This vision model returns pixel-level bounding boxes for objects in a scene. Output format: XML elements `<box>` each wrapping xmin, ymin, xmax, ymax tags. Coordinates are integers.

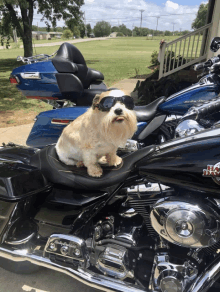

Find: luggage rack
<box><xmin>17</xmin><ymin>51</ymin><xmax>57</xmax><ymax>64</ymax></box>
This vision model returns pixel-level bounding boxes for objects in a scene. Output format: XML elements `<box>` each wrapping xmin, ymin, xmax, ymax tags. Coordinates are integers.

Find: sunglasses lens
<box><xmin>100</xmin><ymin>97</ymin><xmax>115</xmax><ymax>110</ymax></box>
<box><xmin>122</xmin><ymin>96</ymin><xmax>135</xmax><ymax>110</ymax></box>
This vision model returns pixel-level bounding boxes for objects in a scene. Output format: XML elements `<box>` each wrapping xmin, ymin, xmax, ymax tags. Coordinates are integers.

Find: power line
<box><xmin>86</xmin><ymin>12</ymin><xmax>196</xmax><ymax>22</ymax></box>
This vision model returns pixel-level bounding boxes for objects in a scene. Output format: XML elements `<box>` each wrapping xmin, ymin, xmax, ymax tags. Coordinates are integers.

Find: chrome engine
<box><xmin>44</xmin><ymin>234</ymin><xmax>86</xmax><ymax>263</ymax></box>
<box><xmin>175</xmin><ymin>119</ymin><xmax>205</xmax><ymax>138</ymax></box>
<box><xmin>151</xmin><ymin>253</ymin><xmax>198</xmax><ymax>292</ymax></box>
<box><xmin>96</xmin><ymin>245</ymin><xmax>133</xmax><ymax>280</ymax></box>
<box><xmin>150</xmin><ymin>197</ymin><xmax>220</xmax><ymax>248</ymax></box>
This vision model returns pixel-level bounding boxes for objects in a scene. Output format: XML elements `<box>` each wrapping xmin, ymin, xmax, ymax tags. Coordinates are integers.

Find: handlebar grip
<box><xmin>192</xmin><ymin>99</ymin><xmax>220</xmax><ymax>120</ymax></box>
<box><xmin>194</xmin><ymin>63</ymin><xmax>206</xmax><ymax>71</ymax></box>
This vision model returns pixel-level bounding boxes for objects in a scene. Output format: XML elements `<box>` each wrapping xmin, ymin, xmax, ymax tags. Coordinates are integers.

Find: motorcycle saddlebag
<box><xmin>0</xmin><ymin>161</ymin><xmax>50</xmax><ymax>201</ymax></box>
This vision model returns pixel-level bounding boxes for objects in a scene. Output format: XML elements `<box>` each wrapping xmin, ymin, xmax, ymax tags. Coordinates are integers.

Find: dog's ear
<box><xmin>92</xmin><ymin>94</ymin><xmax>101</xmax><ymax>109</ymax></box>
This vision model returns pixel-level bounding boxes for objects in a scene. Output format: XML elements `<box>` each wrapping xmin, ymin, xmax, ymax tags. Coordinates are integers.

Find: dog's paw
<box><xmin>87</xmin><ymin>165</ymin><xmax>103</xmax><ymax>177</ymax></box>
<box><xmin>99</xmin><ymin>156</ymin><xmax>108</xmax><ymax>165</ymax></box>
<box><xmin>76</xmin><ymin>161</ymin><xmax>84</xmax><ymax>168</ymax></box>
<box><xmin>106</xmin><ymin>154</ymin><xmax>122</xmax><ymax>167</ymax></box>
<box><xmin>114</xmin><ymin>155</ymin><xmax>122</xmax><ymax>167</ymax></box>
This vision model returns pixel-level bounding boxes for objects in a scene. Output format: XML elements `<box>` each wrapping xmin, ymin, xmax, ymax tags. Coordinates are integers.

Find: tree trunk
<box><xmin>22</xmin><ymin>27</ymin><xmax>33</xmax><ymax>57</ymax></box>
<box><xmin>19</xmin><ymin>0</ymin><xmax>34</xmax><ymax>57</ymax></box>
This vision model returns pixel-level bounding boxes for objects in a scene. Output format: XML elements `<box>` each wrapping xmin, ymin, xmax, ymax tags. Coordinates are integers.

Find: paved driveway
<box><xmin>0</xmin><ymin>266</ymin><xmax>96</xmax><ymax>292</ymax></box>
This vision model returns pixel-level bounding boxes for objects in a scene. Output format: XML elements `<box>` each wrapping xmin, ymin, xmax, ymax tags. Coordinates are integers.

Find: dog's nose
<box><xmin>114</xmin><ymin>108</ymin><xmax>123</xmax><ymax>115</ymax></box>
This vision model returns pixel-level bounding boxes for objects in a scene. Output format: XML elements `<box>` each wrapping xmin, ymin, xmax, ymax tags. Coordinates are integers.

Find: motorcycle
<box><xmin>1</xmin><ymin>98</ymin><xmax>220</xmax><ymax>292</ymax></box>
<box><xmin>10</xmin><ymin>37</ymin><xmax>220</xmax><ymax>148</ymax></box>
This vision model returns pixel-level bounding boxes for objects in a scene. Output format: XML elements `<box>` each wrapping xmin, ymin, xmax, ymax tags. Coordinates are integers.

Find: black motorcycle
<box><xmin>1</xmin><ymin>98</ymin><xmax>220</xmax><ymax>292</ymax></box>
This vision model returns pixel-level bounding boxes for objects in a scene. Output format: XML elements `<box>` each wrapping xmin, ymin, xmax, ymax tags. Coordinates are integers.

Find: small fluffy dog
<box><xmin>56</xmin><ymin>90</ymin><xmax>137</xmax><ymax>177</ymax></box>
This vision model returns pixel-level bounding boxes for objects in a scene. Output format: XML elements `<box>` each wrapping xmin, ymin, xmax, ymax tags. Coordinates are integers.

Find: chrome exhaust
<box><xmin>187</xmin><ymin>254</ymin><xmax>220</xmax><ymax>292</ymax></box>
<box><xmin>0</xmin><ymin>245</ymin><xmax>145</xmax><ymax>292</ymax></box>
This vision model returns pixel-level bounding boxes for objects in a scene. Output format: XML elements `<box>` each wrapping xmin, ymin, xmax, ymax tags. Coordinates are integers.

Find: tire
<box><xmin>0</xmin><ymin>257</ymin><xmax>42</xmax><ymax>274</ymax></box>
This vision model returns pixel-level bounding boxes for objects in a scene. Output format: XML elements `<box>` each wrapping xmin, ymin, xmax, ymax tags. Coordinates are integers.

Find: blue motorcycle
<box><xmin>10</xmin><ymin>38</ymin><xmax>220</xmax><ymax>148</ymax></box>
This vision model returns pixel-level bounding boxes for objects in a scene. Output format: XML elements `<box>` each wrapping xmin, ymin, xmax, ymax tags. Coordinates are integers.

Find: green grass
<box><xmin>0</xmin><ymin>36</ymin><xmax>179</xmax><ymax>125</ymax></box>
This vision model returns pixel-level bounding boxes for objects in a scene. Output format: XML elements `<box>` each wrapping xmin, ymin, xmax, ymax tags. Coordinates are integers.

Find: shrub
<box><xmin>116</xmin><ymin>32</ymin><xmax>124</xmax><ymax>37</ymax></box>
<box><xmin>151</xmin><ymin>50</ymin><xmax>160</xmax><ymax>65</ymax></box>
<box><xmin>62</xmin><ymin>29</ymin><xmax>72</xmax><ymax>39</ymax></box>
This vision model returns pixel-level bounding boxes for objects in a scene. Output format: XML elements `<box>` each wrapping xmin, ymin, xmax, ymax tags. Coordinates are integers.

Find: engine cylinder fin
<box><xmin>128</xmin><ymin>197</ymin><xmax>158</xmax><ymax>238</ymax></box>
<box><xmin>202</xmin><ymin>239</ymin><xmax>220</xmax><ymax>256</ymax></box>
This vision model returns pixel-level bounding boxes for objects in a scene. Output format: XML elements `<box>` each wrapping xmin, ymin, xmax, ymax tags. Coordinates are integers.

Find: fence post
<box><xmin>158</xmin><ymin>41</ymin><xmax>166</xmax><ymax>80</ymax></box>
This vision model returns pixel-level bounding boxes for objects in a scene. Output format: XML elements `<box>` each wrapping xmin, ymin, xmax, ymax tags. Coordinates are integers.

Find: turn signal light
<box><xmin>9</xmin><ymin>76</ymin><xmax>19</xmax><ymax>84</ymax></box>
<box><xmin>51</xmin><ymin>119</ymin><xmax>72</xmax><ymax>125</ymax></box>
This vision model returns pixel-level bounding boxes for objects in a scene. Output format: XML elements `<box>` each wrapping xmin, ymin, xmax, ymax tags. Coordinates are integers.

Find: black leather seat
<box><xmin>134</xmin><ymin>96</ymin><xmax>166</xmax><ymax>122</ymax></box>
<box><xmin>52</xmin><ymin>43</ymin><xmax>104</xmax><ymax>89</ymax></box>
<box><xmin>30</xmin><ymin>145</ymin><xmax>155</xmax><ymax>190</ymax></box>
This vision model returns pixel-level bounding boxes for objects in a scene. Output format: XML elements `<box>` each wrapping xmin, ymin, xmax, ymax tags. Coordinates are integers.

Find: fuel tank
<box><xmin>159</xmin><ymin>74</ymin><xmax>220</xmax><ymax>115</ymax></box>
<box><xmin>136</xmin><ymin>126</ymin><xmax>220</xmax><ymax>194</ymax></box>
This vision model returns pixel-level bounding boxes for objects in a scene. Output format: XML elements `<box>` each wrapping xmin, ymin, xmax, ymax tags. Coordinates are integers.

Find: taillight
<box><xmin>9</xmin><ymin>76</ymin><xmax>19</xmax><ymax>84</ymax></box>
<box><xmin>51</xmin><ymin>119</ymin><xmax>72</xmax><ymax>125</ymax></box>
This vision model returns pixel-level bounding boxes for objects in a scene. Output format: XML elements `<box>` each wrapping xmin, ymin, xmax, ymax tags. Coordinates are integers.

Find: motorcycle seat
<box><xmin>52</xmin><ymin>43</ymin><xmax>104</xmax><ymax>89</ymax></box>
<box><xmin>134</xmin><ymin>96</ymin><xmax>166</xmax><ymax>122</ymax></box>
<box><xmin>30</xmin><ymin>145</ymin><xmax>155</xmax><ymax>190</ymax></box>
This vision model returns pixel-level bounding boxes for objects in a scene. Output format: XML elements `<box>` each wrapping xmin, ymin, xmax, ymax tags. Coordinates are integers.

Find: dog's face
<box><xmin>92</xmin><ymin>90</ymin><xmax>137</xmax><ymax>146</ymax></box>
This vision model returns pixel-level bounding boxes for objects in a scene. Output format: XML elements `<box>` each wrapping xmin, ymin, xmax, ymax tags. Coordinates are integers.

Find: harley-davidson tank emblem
<box><xmin>203</xmin><ymin>163</ymin><xmax>220</xmax><ymax>185</ymax></box>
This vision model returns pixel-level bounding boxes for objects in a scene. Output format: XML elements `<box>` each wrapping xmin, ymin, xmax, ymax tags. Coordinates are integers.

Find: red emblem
<box><xmin>203</xmin><ymin>163</ymin><xmax>220</xmax><ymax>185</ymax></box>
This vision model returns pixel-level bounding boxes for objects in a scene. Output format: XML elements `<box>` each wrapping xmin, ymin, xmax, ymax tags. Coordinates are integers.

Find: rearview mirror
<box><xmin>210</xmin><ymin>37</ymin><xmax>220</xmax><ymax>52</ymax></box>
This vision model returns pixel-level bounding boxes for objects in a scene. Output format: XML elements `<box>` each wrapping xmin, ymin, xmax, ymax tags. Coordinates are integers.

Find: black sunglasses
<box><xmin>96</xmin><ymin>95</ymin><xmax>135</xmax><ymax>111</ymax></box>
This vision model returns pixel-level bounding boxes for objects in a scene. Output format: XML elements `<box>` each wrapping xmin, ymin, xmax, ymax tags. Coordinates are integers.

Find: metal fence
<box><xmin>159</xmin><ymin>23</ymin><xmax>213</xmax><ymax>79</ymax></box>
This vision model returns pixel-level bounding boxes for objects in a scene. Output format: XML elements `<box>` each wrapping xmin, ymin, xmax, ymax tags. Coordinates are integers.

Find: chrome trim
<box><xmin>118</xmin><ymin>139</ymin><xmax>139</xmax><ymax>152</ymax></box>
<box><xmin>20</xmin><ymin>72</ymin><xmax>41</xmax><ymax>79</ymax></box>
<box><xmin>5</xmin><ymin>232</ymin><xmax>36</xmax><ymax>246</ymax></box>
<box><xmin>187</xmin><ymin>254</ymin><xmax>220</xmax><ymax>292</ymax></box>
<box><xmin>150</xmin><ymin>197</ymin><xmax>220</xmax><ymax>248</ymax></box>
<box><xmin>97</xmin><ymin>246</ymin><xmax>133</xmax><ymax>280</ymax></box>
<box><xmin>175</xmin><ymin>120</ymin><xmax>204</xmax><ymax>138</ymax></box>
<box><xmin>0</xmin><ymin>245</ymin><xmax>146</xmax><ymax>292</ymax></box>
<box><xmin>17</xmin><ymin>52</ymin><xmax>57</xmax><ymax>64</ymax></box>
<box><xmin>44</xmin><ymin>234</ymin><xmax>85</xmax><ymax>262</ymax></box>
<box><xmin>158</xmin><ymin>127</ymin><xmax>220</xmax><ymax>151</ymax></box>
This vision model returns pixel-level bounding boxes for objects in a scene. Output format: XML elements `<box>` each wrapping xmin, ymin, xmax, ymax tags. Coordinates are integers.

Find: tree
<box><xmin>78</xmin><ymin>21</ymin><xmax>85</xmax><ymax>38</ymax></box>
<box><xmin>0</xmin><ymin>0</ymin><xmax>84</xmax><ymax>57</ymax></box>
<box><xmin>62</xmin><ymin>29</ymin><xmax>72</xmax><ymax>39</ymax></box>
<box><xmin>86</xmin><ymin>23</ymin><xmax>92</xmax><ymax>36</ymax></box>
<box><xmin>111</xmin><ymin>26</ymin><xmax>119</xmax><ymax>33</ymax></box>
<box><xmin>164</xmin><ymin>30</ymin><xmax>172</xmax><ymax>36</ymax></box>
<box><xmin>32</xmin><ymin>25</ymin><xmax>38</xmax><ymax>31</ymax></box>
<box><xmin>93</xmin><ymin>21</ymin><xmax>111</xmax><ymax>37</ymax></box>
<box><xmin>73</xmin><ymin>26</ymin><xmax>80</xmax><ymax>38</ymax></box>
<box><xmin>192</xmin><ymin>3</ymin><xmax>208</xmax><ymax>30</ymax></box>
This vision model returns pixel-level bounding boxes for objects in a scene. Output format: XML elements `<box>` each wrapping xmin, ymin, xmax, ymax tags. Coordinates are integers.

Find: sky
<box><xmin>33</xmin><ymin>0</ymin><xmax>208</xmax><ymax>32</ymax></box>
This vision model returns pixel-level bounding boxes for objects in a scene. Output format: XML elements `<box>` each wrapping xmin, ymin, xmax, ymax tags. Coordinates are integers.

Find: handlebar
<box><xmin>182</xmin><ymin>98</ymin><xmax>220</xmax><ymax>122</ymax></box>
<box><xmin>194</xmin><ymin>56</ymin><xmax>220</xmax><ymax>71</ymax></box>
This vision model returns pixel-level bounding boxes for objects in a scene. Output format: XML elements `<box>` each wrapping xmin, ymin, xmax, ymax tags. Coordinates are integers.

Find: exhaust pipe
<box><xmin>0</xmin><ymin>245</ymin><xmax>145</xmax><ymax>292</ymax></box>
<box><xmin>187</xmin><ymin>254</ymin><xmax>220</xmax><ymax>292</ymax></box>
<box><xmin>1</xmin><ymin>244</ymin><xmax>220</xmax><ymax>292</ymax></box>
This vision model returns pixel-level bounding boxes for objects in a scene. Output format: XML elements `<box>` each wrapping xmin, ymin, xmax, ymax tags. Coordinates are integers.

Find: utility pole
<box><xmin>132</xmin><ymin>23</ymin><xmax>134</xmax><ymax>37</ymax></box>
<box><xmin>84</xmin><ymin>12</ymin><xmax>87</xmax><ymax>37</ymax></box>
<box><xmin>172</xmin><ymin>22</ymin><xmax>175</xmax><ymax>35</ymax></box>
<box><xmin>139</xmin><ymin>9</ymin><xmax>144</xmax><ymax>36</ymax></box>
<box><xmin>155</xmin><ymin>16</ymin><xmax>160</xmax><ymax>36</ymax></box>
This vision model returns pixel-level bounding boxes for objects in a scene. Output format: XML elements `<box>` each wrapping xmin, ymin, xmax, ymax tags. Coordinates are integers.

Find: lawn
<box><xmin>0</xmin><ymin>36</ymin><xmax>177</xmax><ymax>127</ymax></box>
